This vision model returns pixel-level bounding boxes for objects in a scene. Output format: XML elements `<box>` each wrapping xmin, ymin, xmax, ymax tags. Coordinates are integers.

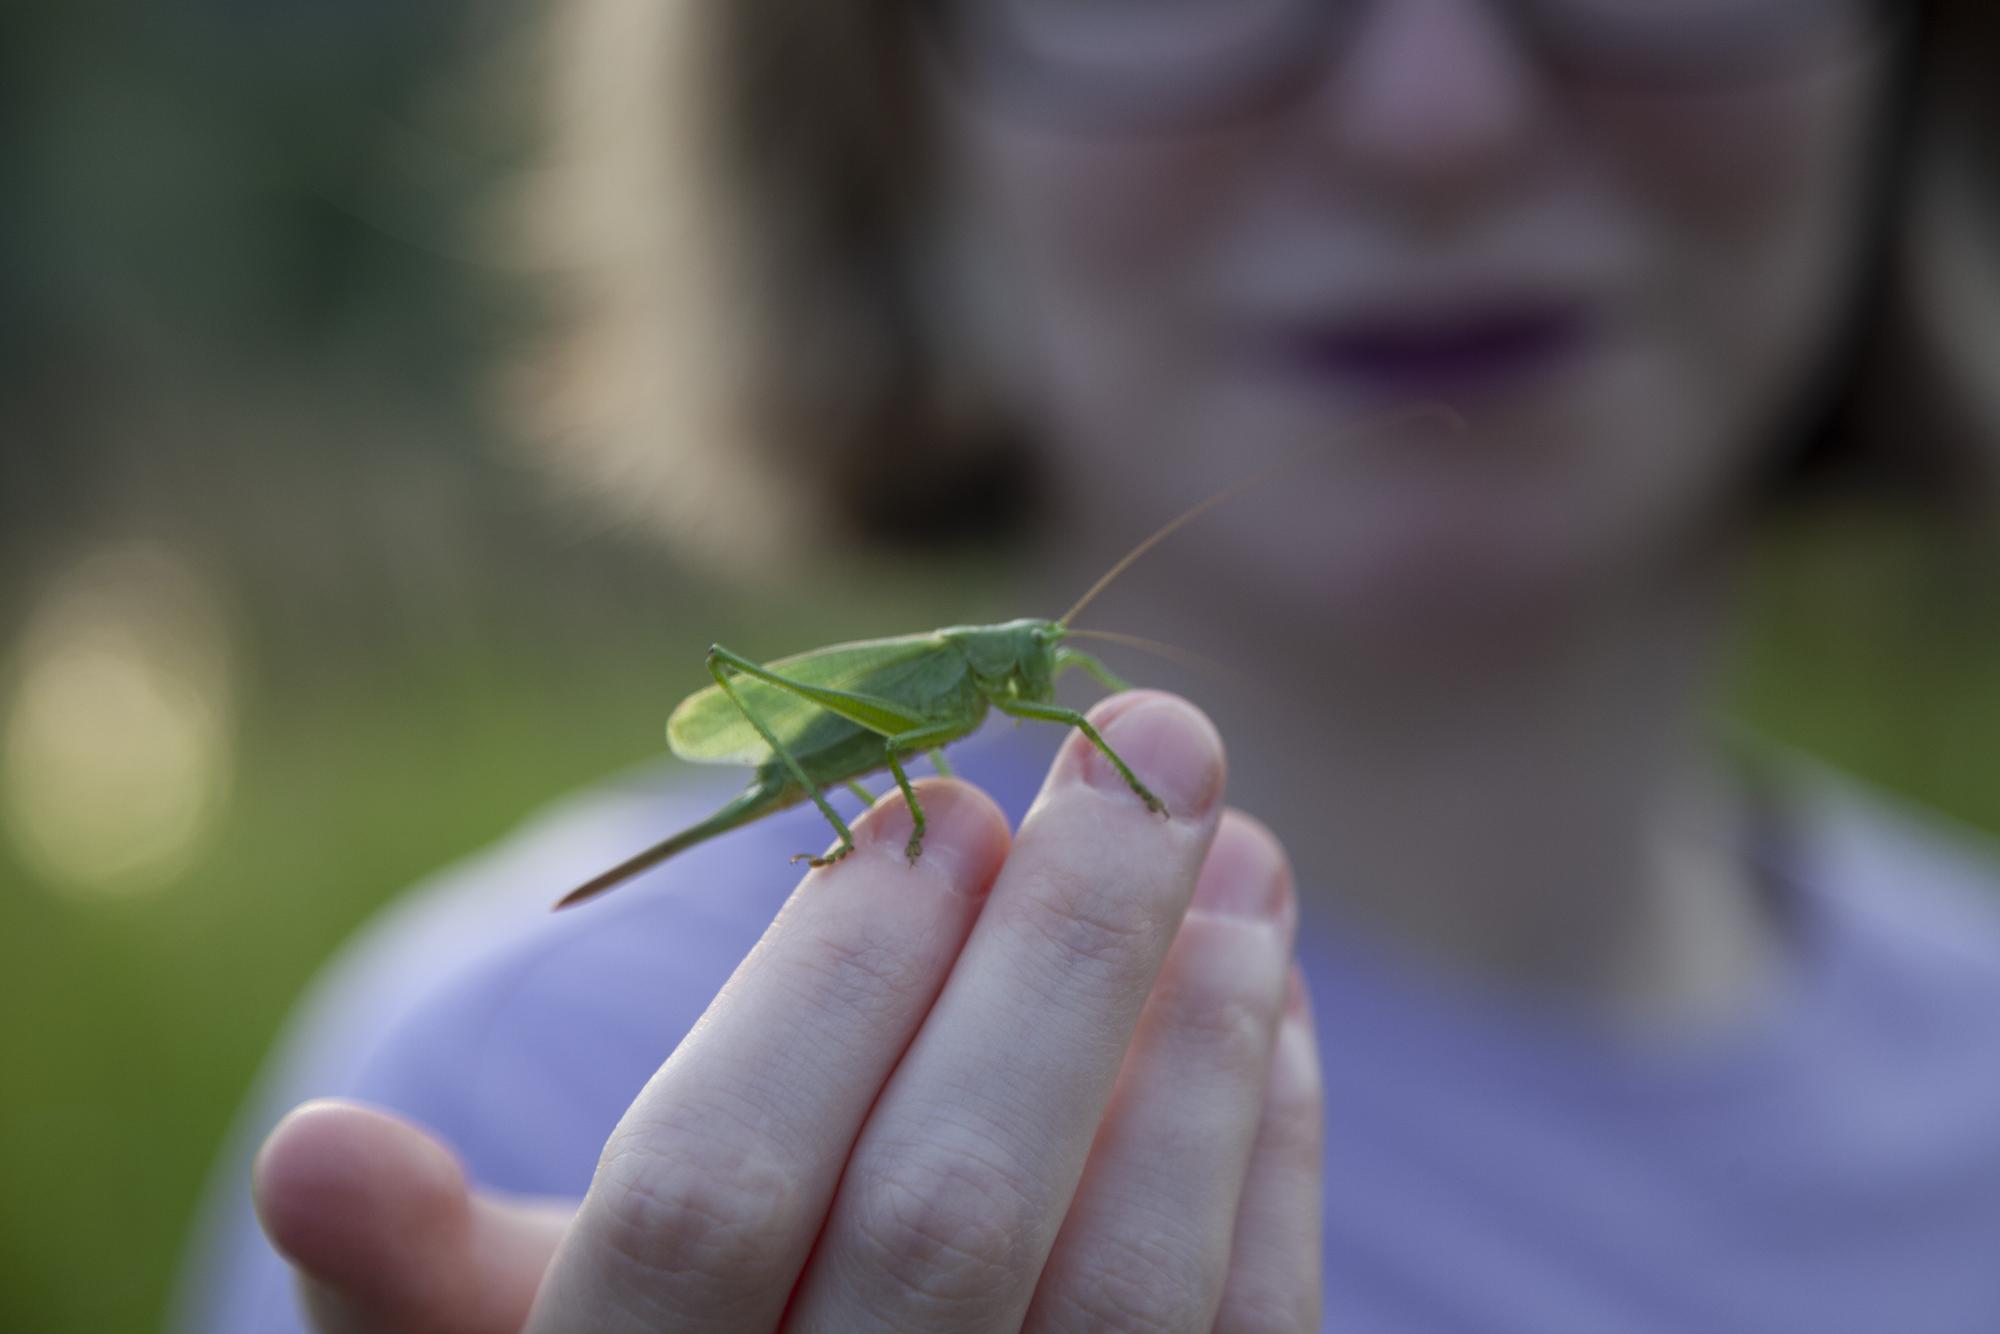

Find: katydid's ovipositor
<box><xmin>554</xmin><ymin>404</ymin><xmax>1462</xmax><ymax>909</ymax></box>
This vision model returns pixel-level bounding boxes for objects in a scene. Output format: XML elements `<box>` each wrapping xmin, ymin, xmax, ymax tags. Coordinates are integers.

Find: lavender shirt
<box><xmin>175</xmin><ymin>725</ymin><xmax>2000</xmax><ymax>1332</ymax></box>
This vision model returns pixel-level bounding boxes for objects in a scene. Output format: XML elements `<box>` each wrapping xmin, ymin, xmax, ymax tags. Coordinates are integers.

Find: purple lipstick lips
<box><xmin>1265</xmin><ymin>301</ymin><xmax>1594</xmax><ymax>396</ymax></box>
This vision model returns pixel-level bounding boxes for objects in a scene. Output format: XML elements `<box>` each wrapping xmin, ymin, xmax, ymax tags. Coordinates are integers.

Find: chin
<box><xmin>1313</xmin><ymin>532</ymin><xmax>1577</xmax><ymax>652</ymax></box>
<box><xmin>1254</xmin><ymin>464</ymin><xmax>1691</xmax><ymax>656</ymax></box>
<box><xmin>1332</xmin><ymin>391</ymin><xmax>1730</xmax><ymax>635</ymax></box>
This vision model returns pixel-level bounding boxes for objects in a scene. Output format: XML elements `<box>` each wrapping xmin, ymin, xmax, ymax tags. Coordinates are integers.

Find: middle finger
<box><xmin>788</xmin><ymin>692</ymin><xmax>1227</xmax><ymax>1331</ymax></box>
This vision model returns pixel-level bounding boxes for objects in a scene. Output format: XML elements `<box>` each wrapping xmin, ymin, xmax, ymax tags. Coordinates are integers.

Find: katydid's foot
<box><xmin>904</xmin><ymin>832</ymin><xmax>924</xmax><ymax>865</ymax></box>
<box><xmin>1135</xmin><ymin>783</ymin><xmax>1168</xmax><ymax>817</ymax></box>
<box><xmin>792</xmin><ymin>844</ymin><xmax>855</xmax><ymax>868</ymax></box>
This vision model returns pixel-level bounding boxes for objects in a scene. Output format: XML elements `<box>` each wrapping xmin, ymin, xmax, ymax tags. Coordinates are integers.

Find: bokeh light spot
<box><xmin>2</xmin><ymin>544</ymin><xmax>236</xmax><ymax>900</ymax></box>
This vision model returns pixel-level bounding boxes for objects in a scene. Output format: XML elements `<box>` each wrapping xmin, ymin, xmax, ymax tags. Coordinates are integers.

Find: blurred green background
<box><xmin>3</xmin><ymin>5</ymin><xmax>1999</xmax><ymax>1332</ymax></box>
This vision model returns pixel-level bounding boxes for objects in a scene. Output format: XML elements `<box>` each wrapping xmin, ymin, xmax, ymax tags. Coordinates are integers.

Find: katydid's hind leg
<box><xmin>707</xmin><ymin>651</ymin><xmax>857</xmax><ymax>866</ymax></box>
<box><xmin>792</xmin><ymin>798</ymin><xmax>862</xmax><ymax>868</ymax></box>
<box><xmin>845</xmin><ymin>780</ymin><xmax>878</xmax><ymax>806</ymax></box>
<box><xmin>928</xmin><ymin>747</ymin><xmax>954</xmax><ymax>778</ymax></box>
<box><xmin>787</xmin><ymin>774</ymin><xmax>860</xmax><ymax>868</ymax></box>
<box><xmin>992</xmin><ymin>697</ymin><xmax>1168</xmax><ymax>817</ymax></box>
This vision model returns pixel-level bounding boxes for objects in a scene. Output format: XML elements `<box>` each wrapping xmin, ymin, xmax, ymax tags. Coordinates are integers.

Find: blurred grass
<box><xmin>0</xmin><ymin>511</ymin><xmax>1995</xmax><ymax>1333</ymax></box>
<box><xmin>1735</xmin><ymin>512</ymin><xmax>2000</xmax><ymax>833</ymax></box>
<box><xmin>0</xmin><ymin>613</ymin><xmax>680</xmax><ymax>1333</ymax></box>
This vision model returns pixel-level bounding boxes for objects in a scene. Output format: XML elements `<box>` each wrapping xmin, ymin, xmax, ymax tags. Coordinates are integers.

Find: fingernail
<box><xmin>1188</xmin><ymin>815</ymin><xmax>1291</xmax><ymax>920</ymax></box>
<box><xmin>1083</xmin><ymin>695</ymin><xmax>1224</xmax><ymax>818</ymax></box>
<box><xmin>858</xmin><ymin>781</ymin><xmax>1006</xmax><ymax>893</ymax></box>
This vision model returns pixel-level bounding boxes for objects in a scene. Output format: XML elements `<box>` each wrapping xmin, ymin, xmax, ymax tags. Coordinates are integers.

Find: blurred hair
<box><xmin>1772</xmin><ymin>0</ymin><xmax>2000</xmax><ymax>508</ymax></box>
<box><xmin>515</xmin><ymin>0</ymin><xmax>2000</xmax><ymax>572</ymax></box>
<box><xmin>1855</xmin><ymin>0</ymin><xmax>2000</xmax><ymax>500</ymax></box>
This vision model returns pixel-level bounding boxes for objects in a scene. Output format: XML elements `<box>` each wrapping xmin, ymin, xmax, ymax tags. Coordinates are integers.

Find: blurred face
<box><xmin>929</xmin><ymin>0</ymin><xmax>1900</xmax><ymax>637</ymax></box>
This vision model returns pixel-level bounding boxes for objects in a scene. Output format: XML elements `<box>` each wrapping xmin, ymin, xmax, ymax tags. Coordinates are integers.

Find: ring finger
<box><xmin>1022</xmin><ymin>811</ymin><xmax>1298</xmax><ymax>1333</ymax></box>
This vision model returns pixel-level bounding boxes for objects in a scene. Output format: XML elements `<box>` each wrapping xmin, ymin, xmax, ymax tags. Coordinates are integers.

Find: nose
<box><xmin>1298</xmin><ymin>0</ymin><xmax>1549</xmax><ymax>213</ymax></box>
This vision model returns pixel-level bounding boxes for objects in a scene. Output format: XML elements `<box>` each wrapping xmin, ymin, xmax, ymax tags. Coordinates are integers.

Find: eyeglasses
<box><xmin>924</xmin><ymin>0</ymin><xmax>1912</xmax><ymax>130</ymax></box>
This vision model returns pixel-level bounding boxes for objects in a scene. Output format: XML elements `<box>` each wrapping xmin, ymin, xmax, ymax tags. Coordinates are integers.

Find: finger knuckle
<box><xmin>1216</xmin><ymin>1283</ymin><xmax>1321</xmax><ymax>1334</ymax></box>
<box><xmin>1261</xmin><ymin>1085</ymin><xmax>1324</xmax><ymax>1166</ymax></box>
<box><xmin>1049</xmin><ymin>1233</ymin><xmax>1223</xmax><ymax>1333</ymax></box>
<box><xmin>1009</xmin><ymin>862</ymin><xmax>1171</xmax><ymax>983</ymax></box>
<box><xmin>1154</xmin><ymin>965</ymin><xmax>1275</xmax><ymax>1083</ymax></box>
<box><xmin>588</xmin><ymin>1132</ymin><xmax>805</xmax><ymax>1293</ymax></box>
<box><xmin>1260</xmin><ymin>1032</ymin><xmax>1326</xmax><ymax>1163</ymax></box>
<box><xmin>779</xmin><ymin>921</ymin><xmax>930</xmax><ymax>1022</ymax></box>
<box><xmin>845</xmin><ymin>1143</ymin><xmax>1040</xmax><ymax>1315</ymax></box>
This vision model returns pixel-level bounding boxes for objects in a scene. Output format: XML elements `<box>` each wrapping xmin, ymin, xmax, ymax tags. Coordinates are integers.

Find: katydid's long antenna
<box><xmin>1062</xmin><ymin>628</ymin><xmax>1240</xmax><ymax>684</ymax></box>
<box><xmin>1058</xmin><ymin>403</ymin><xmax>1466</xmax><ymax>627</ymax></box>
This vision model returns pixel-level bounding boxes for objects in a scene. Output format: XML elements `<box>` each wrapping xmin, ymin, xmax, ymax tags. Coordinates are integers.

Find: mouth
<box><xmin>1253</xmin><ymin>298</ymin><xmax>1597</xmax><ymax>398</ymax></box>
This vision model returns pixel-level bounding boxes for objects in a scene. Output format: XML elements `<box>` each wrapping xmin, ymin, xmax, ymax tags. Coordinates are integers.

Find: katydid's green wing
<box><xmin>667</xmin><ymin>633</ymin><xmax>969</xmax><ymax>767</ymax></box>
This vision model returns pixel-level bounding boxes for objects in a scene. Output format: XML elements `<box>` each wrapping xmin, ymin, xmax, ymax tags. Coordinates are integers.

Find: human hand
<box><xmin>254</xmin><ymin>691</ymin><xmax>1323</xmax><ymax>1331</ymax></box>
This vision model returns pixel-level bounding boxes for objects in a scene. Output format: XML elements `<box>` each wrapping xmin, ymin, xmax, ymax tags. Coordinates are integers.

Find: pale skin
<box><xmin>259</xmin><ymin>699</ymin><xmax>1322</xmax><ymax>1331</ymax></box>
<box><xmin>253</xmin><ymin>0</ymin><xmax>1898</xmax><ymax>1327</ymax></box>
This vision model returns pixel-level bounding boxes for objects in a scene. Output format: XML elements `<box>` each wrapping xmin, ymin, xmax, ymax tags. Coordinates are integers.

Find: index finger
<box><xmin>787</xmin><ymin>691</ymin><xmax>1228</xmax><ymax>1329</ymax></box>
<box><xmin>529</xmin><ymin>780</ymin><xmax>1012</xmax><ymax>1334</ymax></box>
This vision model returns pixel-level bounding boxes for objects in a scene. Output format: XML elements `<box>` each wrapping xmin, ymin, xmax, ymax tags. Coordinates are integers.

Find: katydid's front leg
<box><xmin>991</xmin><ymin>697</ymin><xmax>1168</xmax><ymax>816</ymax></box>
<box><xmin>1054</xmin><ymin>647</ymin><xmax>1136</xmax><ymax>694</ymax></box>
<box><xmin>883</xmin><ymin>722</ymin><xmax>968</xmax><ymax>863</ymax></box>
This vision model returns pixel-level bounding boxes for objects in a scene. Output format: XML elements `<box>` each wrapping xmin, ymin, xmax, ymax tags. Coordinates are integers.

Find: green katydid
<box><xmin>554</xmin><ymin>404</ymin><xmax>1461</xmax><ymax>910</ymax></box>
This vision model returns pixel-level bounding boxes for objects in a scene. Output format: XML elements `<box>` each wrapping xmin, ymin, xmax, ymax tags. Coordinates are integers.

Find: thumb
<box><xmin>253</xmin><ymin>1100</ymin><xmax>571</xmax><ymax>1334</ymax></box>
